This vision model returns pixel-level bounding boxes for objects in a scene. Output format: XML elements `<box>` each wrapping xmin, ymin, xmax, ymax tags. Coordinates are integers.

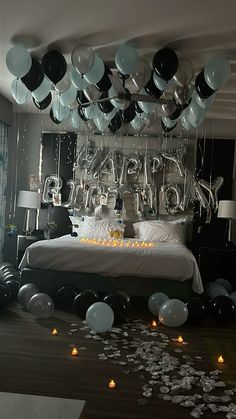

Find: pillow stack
<box><xmin>69</xmin><ymin>216</ymin><xmax>125</xmax><ymax>240</ymax></box>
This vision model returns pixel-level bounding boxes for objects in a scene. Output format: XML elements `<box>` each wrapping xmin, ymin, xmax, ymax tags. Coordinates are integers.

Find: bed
<box><xmin>19</xmin><ymin>234</ymin><xmax>203</xmax><ymax>299</ymax></box>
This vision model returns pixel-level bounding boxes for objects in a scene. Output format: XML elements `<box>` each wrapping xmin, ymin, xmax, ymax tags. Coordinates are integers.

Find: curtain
<box><xmin>0</xmin><ymin>122</ymin><xmax>8</xmax><ymax>261</ymax></box>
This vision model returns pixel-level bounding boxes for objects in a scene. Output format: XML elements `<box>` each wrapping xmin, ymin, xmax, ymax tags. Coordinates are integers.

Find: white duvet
<box><xmin>19</xmin><ymin>236</ymin><xmax>203</xmax><ymax>294</ymax></box>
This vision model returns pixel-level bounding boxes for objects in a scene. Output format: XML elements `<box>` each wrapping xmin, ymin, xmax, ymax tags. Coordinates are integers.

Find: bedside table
<box><xmin>16</xmin><ymin>234</ymin><xmax>44</xmax><ymax>267</ymax></box>
<box><xmin>197</xmin><ymin>245</ymin><xmax>236</xmax><ymax>284</ymax></box>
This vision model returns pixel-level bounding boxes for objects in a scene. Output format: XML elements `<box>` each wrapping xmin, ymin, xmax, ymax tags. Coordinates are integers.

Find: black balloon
<box><xmin>153</xmin><ymin>48</ymin><xmax>179</xmax><ymax>81</ymax></box>
<box><xmin>121</xmin><ymin>102</ymin><xmax>136</xmax><ymax>124</ymax></box>
<box><xmin>33</xmin><ymin>92</ymin><xmax>52</xmax><ymax>110</ymax></box>
<box><xmin>0</xmin><ymin>262</ymin><xmax>14</xmax><ymax>271</ymax></box>
<box><xmin>109</xmin><ymin>112</ymin><xmax>123</xmax><ymax>133</ymax></box>
<box><xmin>161</xmin><ymin>120</ymin><xmax>177</xmax><ymax>133</ymax></box>
<box><xmin>211</xmin><ymin>295</ymin><xmax>236</xmax><ymax>324</ymax></box>
<box><xmin>21</xmin><ymin>59</ymin><xmax>44</xmax><ymax>91</ymax></box>
<box><xmin>55</xmin><ymin>286</ymin><xmax>78</xmax><ymax>310</ymax></box>
<box><xmin>49</xmin><ymin>108</ymin><xmax>60</xmax><ymax>124</ymax></box>
<box><xmin>135</xmin><ymin>102</ymin><xmax>144</xmax><ymax>114</ymax></box>
<box><xmin>73</xmin><ymin>290</ymin><xmax>99</xmax><ymax>319</ymax></box>
<box><xmin>96</xmin><ymin>67</ymin><xmax>112</xmax><ymax>92</ymax></box>
<box><xmin>78</xmin><ymin>106</ymin><xmax>88</xmax><ymax>121</ymax></box>
<box><xmin>169</xmin><ymin>107</ymin><xmax>182</xmax><ymax>120</ymax></box>
<box><xmin>76</xmin><ymin>91</ymin><xmax>90</xmax><ymax>108</ymax></box>
<box><xmin>103</xmin><ymin>292</ymin><xmax>129</xmax><ymax>323</ymax></box>
<box><xmin>5</xmin><ymin>279</ymin><xmax>20</xmax><ymax>301</ymax></box>
<box><xmin>186</xmin><ymin>296</ymin><xmax>206</xmax><ymax>323</ymax></box>
<box><xmin>98</xmin><ymin>92</ymin><xmax>114</xmax><ymax>114</ymax></box>
<box><xmin>195</xmin><ymin>71</ymin><xmax>216</xmax><ymax>99</ymax></box>
<box><xmin>145</xmin><ymin>73</ymin><xmax>163</xmax><ymax>99</ymax></box>
<box><xmin>0</xmin><ymin>284</ymin><xmax>10</xmax><ymax>310</ymax></box>
<box><xmin>41</xmin><ymin>50</ymin><xmax>67</xmax><ymax>84</ymax></box>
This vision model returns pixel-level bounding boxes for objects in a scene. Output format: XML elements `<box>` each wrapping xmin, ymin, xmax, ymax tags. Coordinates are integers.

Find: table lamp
<box><xmin>17</xmin><ymin>190</ymin><xmax>41</xmax><ymax>235</ymax></box>
<box><xmin>217</xmin><ymin>200</ymin><xmax>236</xmax><ymax>247</ymax></box>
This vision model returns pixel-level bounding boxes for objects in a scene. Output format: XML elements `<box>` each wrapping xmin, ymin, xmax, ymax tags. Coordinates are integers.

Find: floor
<box><xmin>0</xmin><ymin>304</ymin><xmax>235</xmax><ymax>419</ymax></box>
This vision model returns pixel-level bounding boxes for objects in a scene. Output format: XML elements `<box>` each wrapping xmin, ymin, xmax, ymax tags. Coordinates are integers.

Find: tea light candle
<box><xmin>51</xmin><ymin>328</ymin><xmax>58</xmax><ymax>336</ymax></box>
<box><xmin>151</xmin><ymin>320</ymin><xmax>157</xmax><ymax>327</ymax></box>
<box><xmin>71</xmin><ymin>347</ymin><xmax>78</xmax><ymax>356</ymax></box>
<box><xmin>177</xmin><ymin>336</ymin><xmax>184</xmax><ymax>344</ymax></box>
<box><xmin>108</xmin><ymin>379</ymin><xmax>116</xmax><ymax>389</ymax></box>
<box><xmin>218</xmin><ymin>355</ymin><xmax>224</xmax><ymax>364</ymax></box>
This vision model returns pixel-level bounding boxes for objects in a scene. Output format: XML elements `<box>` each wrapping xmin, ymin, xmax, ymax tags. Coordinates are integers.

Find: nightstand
<box><xmin>16</xmin><ymin>234</ymin><xmax>44</xmax><ymax>267</ymax></box>
<box><xmin>197</xmin><ymin>245</ymin><xmax>236</xmax><ymax>285</ymax></box>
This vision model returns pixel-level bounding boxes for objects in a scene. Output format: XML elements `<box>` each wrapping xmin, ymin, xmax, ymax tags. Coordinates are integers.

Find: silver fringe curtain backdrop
<box><xmin>0</xmin><ymin>121</ymin><xmax>8</xmax><ymax>261</ymax></box>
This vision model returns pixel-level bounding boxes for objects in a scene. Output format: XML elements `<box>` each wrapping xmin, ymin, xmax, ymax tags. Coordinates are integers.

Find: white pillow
<box><xmin>134</xmin><ymin>219</ymin><xmax>187</xmax><ymax>243</ymax></box>
<box><xmin>69</xmin><ymin>216</ymin><xmax>125</xmax><ymax>239</ymax></box>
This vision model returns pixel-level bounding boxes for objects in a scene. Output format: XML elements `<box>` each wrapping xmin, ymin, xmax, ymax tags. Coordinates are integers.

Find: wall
<box><xmin>3</xmin><ymin>109</ymin><xmax>236</xmax><ymax>263</ymax></box>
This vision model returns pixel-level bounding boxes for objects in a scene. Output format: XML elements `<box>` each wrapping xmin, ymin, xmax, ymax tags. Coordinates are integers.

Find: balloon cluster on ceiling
<box><xmin>6</xmin><ymin>43</ymin><xmax>231</xmax><ymax>133</ymax></box>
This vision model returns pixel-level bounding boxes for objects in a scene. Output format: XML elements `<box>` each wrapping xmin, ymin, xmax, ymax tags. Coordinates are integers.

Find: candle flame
<box><xmin>151</xmin><ymin>320</ymin><xmax>157</xmax><ymax>327</ymax></box>
<box><xmin>177</xmin><ymin>336</ymin><xmax>184</xmax><ymax>343</ymax></box>
<box><xmin>108</xmin><ymin>379</ymin><xmax>116</xmax><ymax>389</ymax></box>
<box><xmin>72</xmin><ymin>347</ymin><xmax>78</xmax><ymax>356</ymax></box>
<box><xmin>51</xmin><ymin>328</ymin><xmax>58</xmax><ymax>335</ymax></box>
<box><xmin>218</xmin><ymin>355</ymin><xmax>224</xmax><ymax>363</ymax></box>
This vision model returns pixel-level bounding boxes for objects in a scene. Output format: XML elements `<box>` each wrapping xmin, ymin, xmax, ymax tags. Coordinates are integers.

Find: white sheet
<box><xmin>19</xmin><ymin>236</ymin><xmax>203</xmax><ymax>294</ymax></box>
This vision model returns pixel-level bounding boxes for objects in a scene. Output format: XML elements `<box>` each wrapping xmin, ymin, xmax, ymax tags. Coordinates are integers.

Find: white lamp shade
<box><xmin>17</xmin><ymin>190</ymin><xmax>41</xmax><ymax>209</ymax></box>
<box><xmin>217</xmin><ymin>200</ymin><xmax>236</xmax><ymax>220</ymax></box>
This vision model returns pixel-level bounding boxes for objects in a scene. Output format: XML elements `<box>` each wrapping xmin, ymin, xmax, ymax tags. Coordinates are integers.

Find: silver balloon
<box><xmin>194</xmin><ymin>181</ymin><xmax>209</xmax><ymax>209</ymax></box>
<box><xmin>94</xmin><ymin>153</ymin><xmax>113</xmax><ymax>179</ymax></box>
<box><xmin>127</xmin><ymin>156</ymin><xmax>142</xmax><ymax>175</ymax></box>
<box><xmin>28</xmin><ymin>293</ymin><xmax>54</xmax><ymax>318</ymax></box>
<box><xmin>162</xmin><ymin>145</ymin><xmax>186</xmax><ymax>177</ymax></box>
<box><xmin>173</xmin><ymin>83</ymin><xmax>193</xmax><ymax>106</ymax></box>
<box><xmin>138</xmin><ymin>185</ymin><xmax>157</xmax><ymax>215</ymax></box>
<box><xmin>199</xmin><ymin>177</ymin><xmax>224</xmax><ymax>211</ymax></box>
<box><xmin>71</xmin><ymin>44</ymin><xmax>95</xmax><ymax>75</ymax></box>
<box><xmin>151</xmin><ymin>154</ymin><xmax>163</xmax><ymax>173</ymax></box>
<box><xmin>42</xmin><ymin>175</ymin><xmax>63</xmax><ymax>204</ymax></box>
<box><xmin>131</xmin><ymin>59</ymin><xmax>152</xmax><ymax>90</ymax></box>
<box><xmin>119</xmin><ymin>156</ymin><xmax>128</xmax><ymax>186</ymax></box>
<box><xmin>18</xmin><ymin>283</ymin><xmax>39</xmax><ymax>308</ymax></box>
<box><xmin>86</xmin><ymin>302</ymin><xmax>114</xmax><ymax>333</ymax></box>
<box><xmin>163</xmin><ymin>184</ymin><xmax>181</xmax><ymax>215</ymax></box>
<box><xmin>83</xmin><ymin>85</ymin><xmax>101</xmax><ymax>103</ymax></box>
<box><xmin>130</xmin><ymin>115</ymin><xmax>145</xmax><ymax>132</ymax></box>
<box><xmin>110</xmin><ymin>152</ymin><xmax>120</xmax><ymax>184</ymax></box>
<box><xmin>173</xmin><ymin>58</ymin><xmax>194</xmax><ymax>87</ymax></box>
<box><xmin>148</xmin><ymin>292</ymin><xmax>169</xmax><ymax>316</ymax></box>
<box><xmin>74</xmin><ymin>140</ymin><xmax>94</xmax><ymax>170</ymax></box>
<box><xmin>61</xmin><ymin>180</ymin><xmax>83</xmax><ymax>208</ymax></box>
<box><xmin>144</xmin><ymin>156</ymin><xmax>152</xmax><ymax>185</ymax></box>
<box><xmin>86</xmin><ymin>147</ymin><xmax>103</xmax><ymax>174</ymax></box>
<box><xmin>160</xmin><ymin>100</ymin><xmax>177</xmax><ymax>117</ymax></box>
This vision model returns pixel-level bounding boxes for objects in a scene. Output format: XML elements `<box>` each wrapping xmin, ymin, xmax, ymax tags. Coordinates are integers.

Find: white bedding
<box><xmin>19</xmin><ymin>236</ymin><xmax>203</xmax><ymax>294</ymax></box>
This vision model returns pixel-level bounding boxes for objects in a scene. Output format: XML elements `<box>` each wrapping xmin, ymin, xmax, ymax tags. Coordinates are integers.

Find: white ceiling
<box><xmin>1</xmin><ymin>0</ymin><xmax>236</xmax><ymax>119</ymax></box>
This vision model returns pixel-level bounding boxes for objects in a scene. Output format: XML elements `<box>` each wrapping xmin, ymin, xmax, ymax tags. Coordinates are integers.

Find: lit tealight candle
<box><xmin>218</xmin><ymin>355</ymin><xmax>224</xmax><ymax>364</ymax></box>
<box><xmin>108</xmin><ymin>379</ymin><xmax>116</xmax><ymax>389</ymax></box>
<box><xmin>71</xmin><ymin>347</ymin><xmax>78</xmax><ymax>356</ymax></box>
<box><xmin>151</xmin><ymin>320</ymin><xmax>158</xmax><ymax>328</ymax></box>
<box><xmin>177</xmin><ymin>336</ymin><xmax>184</xmax><ymax>344</ymax></box>
<box><xmin>51</xmin><ymin>328</ymin><xmax>58</xmax><ymax>336</ymax></box>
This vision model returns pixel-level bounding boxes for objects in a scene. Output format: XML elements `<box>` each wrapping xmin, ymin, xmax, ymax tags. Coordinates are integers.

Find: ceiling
<box><xmin>1</xmin><ymin>0</ymin><xmax>236</xmax><ymax>120</ymax></box>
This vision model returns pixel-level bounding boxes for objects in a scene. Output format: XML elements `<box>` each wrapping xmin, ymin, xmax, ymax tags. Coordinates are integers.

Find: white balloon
<box><xmin>71</xmin><ymin>109</ymin><xmax>80</xmax><ymax>128</ymax></box>
<box><xmin>11</xmin><ymin>78</ymin><xmax>29</xmax><ymax>104</ymax></box>
<box><xmin>59</xmin><ymin>84</ymin><xmax>77</xmax><ymax>107</ymax></box>
<box><xmin>55</xmin><ymin>72</ymin><xmax>71</xmax><ymax>93</ymax></box>
<box><xmin>52</xmin><ymin>99</ymin><xmax>70</xmax><ymax>121</ymax></box>
<box><xmin>159</xmin><ymin>299</ymin><xmax>188</xmax><ymax>327</ymax></box>
<box><xmin>195</xmin><ymin>92</ymin><xmax>216</xmax><ymax>109</ymax></box>
<box><xmin>138</xmin><ymin>89</ymin><xmax>156</xmax><ymax>114</ymax></box>
<box><xmin>86</xmin><ymin>302</ymin><xmax>114</xmax><ymax>333</ymax></box>
<box><xmin>70</xmin><ymin>66</ymin><xmax>89</xmax><ymax>90</ymax></box>
<box><xmin>32</xmin><ymin>77</ymin><xmax>52</xmax><ymax>102</ymax></box>
<box><xmin>148</xmin><ymin>292</ymin><xmax>169</xmax><ymax>316</ymax></box>
<box><xmin>6</xmin><ymin>46</ymin><xmax>32</xmax><ymax>78</ymax></box>
<box><xmin>17</xmin><ymin>283</ymin><xmax>39</xmax><ymax>308</ymax></box>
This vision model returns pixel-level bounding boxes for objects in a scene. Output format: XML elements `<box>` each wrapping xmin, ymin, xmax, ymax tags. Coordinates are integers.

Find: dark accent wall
<box><xmin>39</xmin><ymin>132</ymin><xmax>76</xmax><ymax>237</ymax></box>
<box><xmin>192</xmin><ymin>138</ymin><xmax>235</xmax><ymax>245</ymax></box>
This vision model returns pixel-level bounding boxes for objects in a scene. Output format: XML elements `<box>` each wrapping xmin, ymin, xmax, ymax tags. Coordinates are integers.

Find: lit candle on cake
<box><xmin>51</xmin><ymin>328</ymin><xmax>58</xmax><ymax>336</ymax></box>
<box><xmin>218</xmin><ymin>355</ymin><xmax>224</xmax><ymax>364</ymax></box>
<box><xmin>108</xmin><ymin>379</ymin><xmax>116</xmax><ymax>389</ymax></box>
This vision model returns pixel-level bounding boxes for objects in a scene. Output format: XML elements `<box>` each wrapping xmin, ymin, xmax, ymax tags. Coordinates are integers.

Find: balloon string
<box><xmin>210</xmin><ymin>119</ymin><xmax>215</xmax><ymax>186</ymax></box>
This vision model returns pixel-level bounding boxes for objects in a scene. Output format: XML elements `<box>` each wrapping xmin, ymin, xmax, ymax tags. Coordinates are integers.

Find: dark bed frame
<box><xmin>20</xmin><ymin>268</ymin><xmax>193</xmax><ymax>300</ymax></box>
